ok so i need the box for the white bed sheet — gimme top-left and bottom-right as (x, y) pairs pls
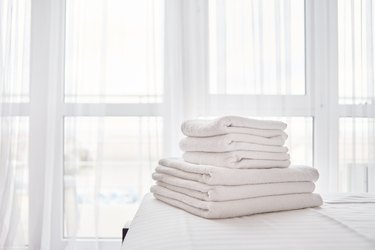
(122, 193), (375, 250)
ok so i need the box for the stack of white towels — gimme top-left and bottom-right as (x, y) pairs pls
(151, 116), (323, 219)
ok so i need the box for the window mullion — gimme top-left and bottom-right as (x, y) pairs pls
(306, 0), (339, 193)
(63, 103), (164, 117)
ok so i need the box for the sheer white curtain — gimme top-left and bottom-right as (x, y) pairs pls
(2, 0), (165, 249)
(0, 0), (29, 248)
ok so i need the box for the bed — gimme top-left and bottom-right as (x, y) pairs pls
(122, 193), (375, 249)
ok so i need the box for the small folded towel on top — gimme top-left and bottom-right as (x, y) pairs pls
(157, 158), (319, 185)
(151, 185), (323, 219)
(183, 151), (290, 168)
(181, 116), (287, 138)
(179, 133), (288, 152)
(153, 172), (315, 201)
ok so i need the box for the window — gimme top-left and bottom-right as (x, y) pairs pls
(338, 0), (375, 105)
(64, 117), (162, 237)
(206, 0), (312, 167)
(62, 0), (164, 239)
(338, 0), (375, 192)
(64, 0), (163, 103)
(339, 118), (375, 192)
(208, 0), (305, 95)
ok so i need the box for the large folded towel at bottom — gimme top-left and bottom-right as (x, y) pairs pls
(183, 151), (290, 168)
(180, 134), (288, 152)
(181, 116), (287, 138)
(151, 185), (323, 219)
(153, 173), (315, 201)
(158, 158), (319, 185)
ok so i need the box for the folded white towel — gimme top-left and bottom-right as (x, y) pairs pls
(183, 151), (290, 168)
(158, 158), (319, 185)
(151, 186), (323, 219)
(153, 173), (316, 201)
(180, 134), (288, 153)
(181, 116), (287, 137)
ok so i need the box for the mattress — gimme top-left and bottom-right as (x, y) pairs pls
(122, 193), (375, 250)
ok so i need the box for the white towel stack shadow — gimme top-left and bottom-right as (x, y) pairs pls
(151, 116), (323, 219)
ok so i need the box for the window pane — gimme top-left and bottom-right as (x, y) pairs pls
(339, 118), (375, 192)
(64, 0), (164, 103)
(0, 0), (30, 102)
(0, 117), (29, 246)
(338, 0), (375, 104)
(64, 117), (162, 238)
(209, 0), (305, 95)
